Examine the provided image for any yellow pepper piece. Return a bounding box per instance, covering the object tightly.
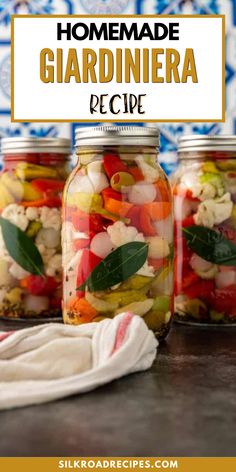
[0,183,16,208]
[66,192,103,213]
[202,161,219,174]
[1,172,24,200]
[15,162,58,180]
[104,289,147,306]
[22,182,43,201]
[119,275,152,291]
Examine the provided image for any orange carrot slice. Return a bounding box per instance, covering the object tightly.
[67,298,97,323]
[104,197,133,217]
[143,202,171,221]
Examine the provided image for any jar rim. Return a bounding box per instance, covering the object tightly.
[75,125,160,147]
[178,135,236,155]
[1,137,71,155]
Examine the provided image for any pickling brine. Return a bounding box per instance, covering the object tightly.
[0,138,71,319]
[173,135,236,324]
[62,126,174,340]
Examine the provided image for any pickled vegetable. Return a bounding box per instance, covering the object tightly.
[173,142,236,324]
[63,142,173,339]
[0,140,70,319]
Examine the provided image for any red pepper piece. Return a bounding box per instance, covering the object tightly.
[21,196,61,208]
[89,214,106,233]
[209,285,236,313]
[181,215,195,228]
[72,209,89,232]
[50,297,62,309]
[21,275,59,296]
[148,257,168,271]
[173,185,200,202]
[73,231,95,251]
[76,249,102,293]
[31,179,65,193]
[73,238,90,251]
[182,271,200,290]
[139,206,156,236]
[184,280,214,299]
[127,206,141,229]
[72,210,104,233]
[216,224,236,244]
[102,187,122,201]
[103,153,128,179]
[129,166,144,182]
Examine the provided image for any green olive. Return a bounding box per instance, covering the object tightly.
[111,172,135,192]
[143,310,166,330]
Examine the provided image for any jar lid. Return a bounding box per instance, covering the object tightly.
[75,126,160,147]
[1,137,71,155]
[178,135,236,154]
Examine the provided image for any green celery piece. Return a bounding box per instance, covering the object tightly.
[153,295,170,313]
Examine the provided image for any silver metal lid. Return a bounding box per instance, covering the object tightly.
[75,126,160,147]
[178,135,236,154]
[1,137,71,155]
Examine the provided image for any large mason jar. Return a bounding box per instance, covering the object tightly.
[173,135,236,325]
[0,137,71,320]
[62,126,174,340]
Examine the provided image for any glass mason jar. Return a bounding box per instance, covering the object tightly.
[173,135,236,325]
[0,137,71,320]
[62,126,174,340]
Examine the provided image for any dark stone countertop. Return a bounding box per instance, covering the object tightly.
[0,320,236,457]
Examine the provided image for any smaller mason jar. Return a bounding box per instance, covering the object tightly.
[0,137,71,320]
[173,135,236,325]
[62,126,174,340]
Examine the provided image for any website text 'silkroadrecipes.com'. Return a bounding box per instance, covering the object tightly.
[58,460,179,470]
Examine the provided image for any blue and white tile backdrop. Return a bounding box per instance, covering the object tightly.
[0,0,235,174]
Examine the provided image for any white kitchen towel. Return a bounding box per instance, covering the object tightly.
[0,312,158,410]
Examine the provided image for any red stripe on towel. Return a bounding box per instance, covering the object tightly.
[0,331,14,342]
[111,312,134,354]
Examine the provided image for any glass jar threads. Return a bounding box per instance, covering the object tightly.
[62,126,174,340]
[173,135,236,325]
[0,137,71,319]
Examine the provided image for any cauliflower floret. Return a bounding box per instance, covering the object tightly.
[36,228,60,249]
[137,261,155,277]
[45,254,62,277]
[26,207,40,221]
[40,207,61,231]
[181,171,224,201]
[193,182,221,201]
[1,204,28,231]
[194,192,233,228]
[135,155,159,183]
[180,171,200,190]
[36,243,56,265]
[107,221,145,247]
[107,221,154,277]
[9,262,30,280]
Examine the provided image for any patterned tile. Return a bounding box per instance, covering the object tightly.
[0,0,235,175]
[72,0,135,14]
[0,43,10,113]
